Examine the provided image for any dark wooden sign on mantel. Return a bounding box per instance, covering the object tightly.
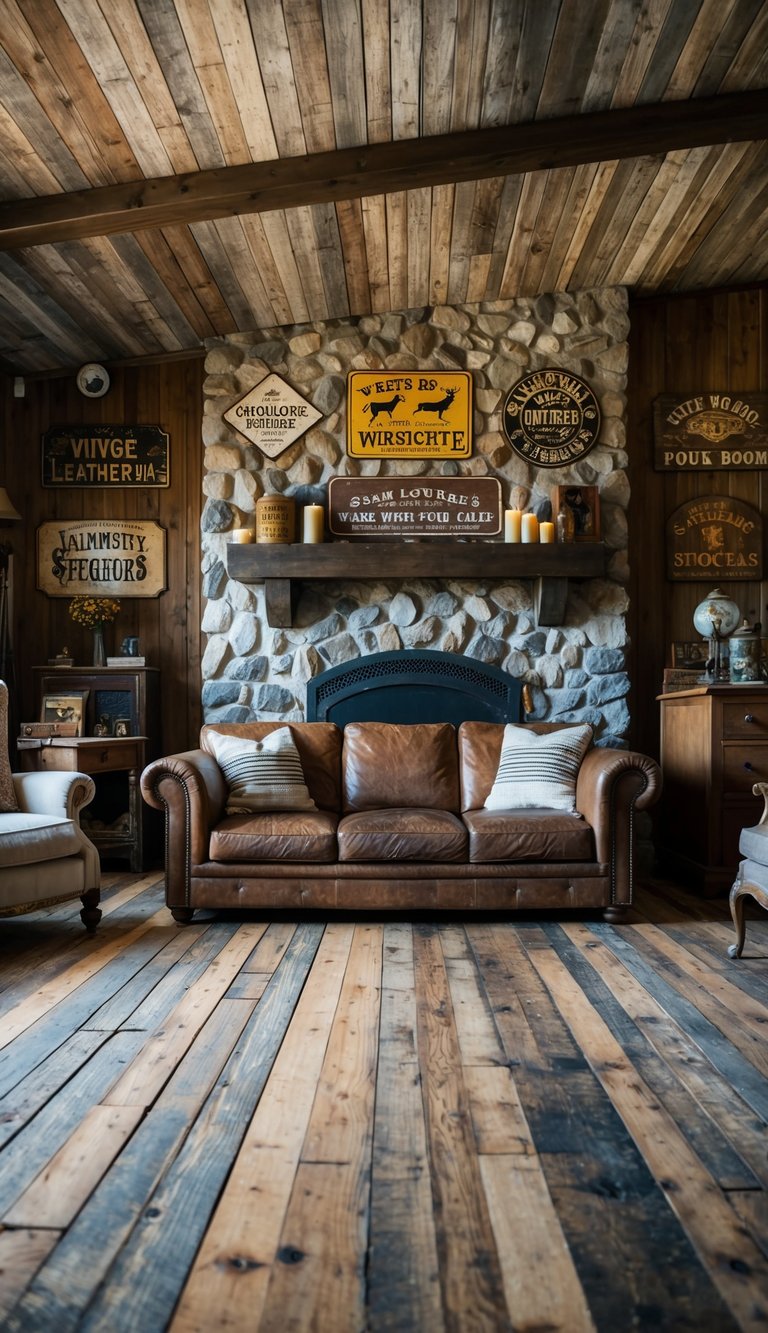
[328,477,501,537]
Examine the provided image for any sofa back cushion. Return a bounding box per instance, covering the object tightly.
[342,722,460,814]
[201,721,342,812]
[459,721,592,812]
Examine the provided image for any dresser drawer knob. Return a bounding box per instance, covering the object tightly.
[745,714,756,724]
[744,761,755,771]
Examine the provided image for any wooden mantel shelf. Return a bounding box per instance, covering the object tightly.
[226,540,607,627]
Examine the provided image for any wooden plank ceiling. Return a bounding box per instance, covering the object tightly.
[0,0,766,374]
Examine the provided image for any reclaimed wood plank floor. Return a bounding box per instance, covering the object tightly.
[0,872,766,1331]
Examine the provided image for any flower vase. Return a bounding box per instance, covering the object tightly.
[92,625,106,667]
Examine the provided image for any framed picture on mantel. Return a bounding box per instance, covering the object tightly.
[553,486,600,541]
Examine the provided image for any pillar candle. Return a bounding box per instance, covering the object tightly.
[504,509,522,542]
[521,513,539,543]
[230,527,253,543]
[539,521,555,543]
[302,504,325,543]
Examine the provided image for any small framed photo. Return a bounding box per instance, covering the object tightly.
[40,690,88,736]
[671,640,709,669]
[114,717,131,738]
[553,485,601,541]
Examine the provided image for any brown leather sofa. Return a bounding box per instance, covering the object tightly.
[140,719,661,923]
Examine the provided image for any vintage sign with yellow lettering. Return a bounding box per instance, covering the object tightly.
[503,370,601,467]
[666,496,762,581]
[347,371,472,458]
[37,520,167,598]
[42,425,169,487]
[654,393,768,470]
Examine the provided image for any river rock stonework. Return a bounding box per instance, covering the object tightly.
[201,289,631,744]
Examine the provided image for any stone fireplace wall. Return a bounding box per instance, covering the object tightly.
[201,288,631,743]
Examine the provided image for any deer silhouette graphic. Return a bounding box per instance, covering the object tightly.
[414,387,458,420]
[361,393,405,422]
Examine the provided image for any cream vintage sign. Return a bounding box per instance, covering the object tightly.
[329,477,501,537]
[37,520,167,598]
[42,425,169,487]
[347,371,472,458]
[223,373,322,459]
[654,393,768,470]
[666,496,762,581]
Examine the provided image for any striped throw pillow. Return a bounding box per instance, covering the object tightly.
[206,728,316,814]
[484,724,593,813]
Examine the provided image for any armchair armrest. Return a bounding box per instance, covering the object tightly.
[140,749,227,910]
[753,781,768,825]
[12,770,96,822]
[576,747,662,906]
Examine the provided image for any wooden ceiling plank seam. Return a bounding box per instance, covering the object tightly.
[581,0,646,113]
[484,173,524,297]
[0,100,65,196]
[311,200,351,319]
[321,0,367,148]
[693,0,766,96]
[451,0,491,131]
[674,170,768,292]
[94,0,199,174]
[537,0,616,118]
[428,182,455,306]
[725,226,768,291]
[604,147,700,286]
[17,0,144,180]
[208,216,276,328]
[635,0,706,102]
[479,0,522,130]
[446,179,479,306]
[468,174,505,258]
[131,297,185,354]
[420,0,458,137]
[334,196,372,316]
[238,213,294,327]
[158,223,240,332]
[0,252,119,361]
[510,0,559,123]
[405,186,431,309]
[0,142,38,202]
[170,0,251,166]
[689,213,768,293]
[131,230,218,341]
[609,0,676,109]
[719,3,768,91]
[517,167,582,296]
[284,204,329,321]
[135,0,227,171]
[497,168,549,299]
[538,163,599,294]
[2,89,767,250]
[189,218,263,328]
[360,192,390,314]
[665,0,743,100]
[360,0,392,144]
[15,243,149,358]
[385,190,408,313]
[54,0,176,178]
[258,210,311,324]
[51,238,169,355]
[244,0,308,158]
[629,142,757,290]
[209,0,281,163]
[574,155,669,290]
[389,0,421,141]
[105,232,205,348]
[0,32,91,192]
[282,0,336,153]
[465,251,492,304]
[555,159,621,291]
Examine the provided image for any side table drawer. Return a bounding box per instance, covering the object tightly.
[722,700,768,739]
[722,744,768,793]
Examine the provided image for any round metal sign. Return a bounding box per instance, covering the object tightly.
[503,369,601,468]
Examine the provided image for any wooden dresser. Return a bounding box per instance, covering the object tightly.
[657,684,768,895]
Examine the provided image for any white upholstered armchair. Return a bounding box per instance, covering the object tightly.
[0,681,101,929]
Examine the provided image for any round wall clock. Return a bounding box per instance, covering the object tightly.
[503,369,601,468]
[76,363,110,398]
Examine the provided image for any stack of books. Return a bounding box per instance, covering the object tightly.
[106,655,147,667]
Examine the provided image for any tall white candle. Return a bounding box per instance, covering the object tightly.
[504,509,522,542]
[302,504,325,543]
[521,513,539,543]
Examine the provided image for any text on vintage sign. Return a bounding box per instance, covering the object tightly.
[42,425,169,487]
[37,520,167,598]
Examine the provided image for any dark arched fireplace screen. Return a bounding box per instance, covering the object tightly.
[306,650,523,727]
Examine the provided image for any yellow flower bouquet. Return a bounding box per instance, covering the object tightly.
[68,597,121,629]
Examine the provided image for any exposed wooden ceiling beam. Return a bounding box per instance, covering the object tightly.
[0,90,765,251]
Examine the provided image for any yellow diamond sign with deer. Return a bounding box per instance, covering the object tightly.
[346,371,472,458]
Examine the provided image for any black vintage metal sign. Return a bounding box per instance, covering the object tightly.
[42,425,169,487]
[502,370,601,467]
[654,393,768,470]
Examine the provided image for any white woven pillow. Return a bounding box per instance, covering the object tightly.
[205,728,316,814]
[484,723,593,813]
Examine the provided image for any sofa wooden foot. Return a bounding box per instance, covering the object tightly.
[80,889,102,931]
[603,904,628,923]
[171,907,194,925]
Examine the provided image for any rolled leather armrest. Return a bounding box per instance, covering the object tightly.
[576,747,663,906]
[140,749,227,909]
[13,770,96,822]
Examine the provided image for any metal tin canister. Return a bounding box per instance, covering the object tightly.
[255,494,296,544]
[729,620,761,683]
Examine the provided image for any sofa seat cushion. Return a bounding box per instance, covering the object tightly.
[209,810,338,863]
[337,808,468,863]
[0,813,83,867]
[463,808,595,864]
[739,823,768,864]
